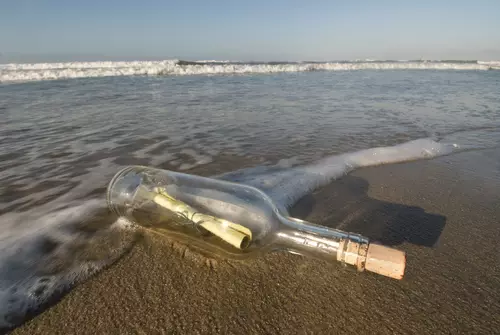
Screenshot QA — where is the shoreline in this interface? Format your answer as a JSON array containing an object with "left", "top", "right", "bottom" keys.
[{"left": 13, "top": 149, "right": 500, "bottom": 334}]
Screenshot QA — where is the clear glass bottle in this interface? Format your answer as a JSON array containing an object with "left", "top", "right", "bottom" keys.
[{"left": 107, "top": 166, "right": 405, "bottom": 279}]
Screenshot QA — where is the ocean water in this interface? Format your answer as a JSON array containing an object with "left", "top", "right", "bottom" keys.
[{"left": 1, "top": 62, "right": 500, "bottom": 329}]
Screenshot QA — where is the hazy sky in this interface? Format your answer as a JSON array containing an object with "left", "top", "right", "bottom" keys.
[{"left": 1, "top": 0, "right": 499, "bottom": 62}]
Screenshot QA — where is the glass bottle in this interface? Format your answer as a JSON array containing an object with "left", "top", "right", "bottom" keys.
[{"left": 107, "top": 166, "right": 405, "bottom": 279}]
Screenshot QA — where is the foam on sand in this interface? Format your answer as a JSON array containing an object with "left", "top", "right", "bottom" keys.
[
  {"left": 0, "top": 200, "right": 135, "bottom": 329},
  {"left": 0, "top": 137, "right": 464, "bottom": 329},
  {"left": 217, "top": 138, "right": 460, "bottom": 212}
]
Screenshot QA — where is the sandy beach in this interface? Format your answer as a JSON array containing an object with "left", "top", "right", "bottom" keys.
[
  {"left": 11, "top": 148, "right": 500, "bottom": 335},
  {"left": 2, "top": 2, "right": 500, "bottom": 333}
]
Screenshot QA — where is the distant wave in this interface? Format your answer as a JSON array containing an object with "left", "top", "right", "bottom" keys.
[{"left": 1, "top": 59, "right": 499, "bottom": 83}]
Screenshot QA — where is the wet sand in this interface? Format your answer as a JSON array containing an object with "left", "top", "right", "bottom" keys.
[{"left": 13, "top": 149, "right": 500, "bottom": 334}]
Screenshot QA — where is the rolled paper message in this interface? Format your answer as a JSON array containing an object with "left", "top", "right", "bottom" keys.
[{"left": 150, "top": 187, "right": 252, "bottom": 249}]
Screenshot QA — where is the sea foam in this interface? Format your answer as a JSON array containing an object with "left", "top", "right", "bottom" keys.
[{"left": 218, "top": 138, "right": 459, "bottom": 212}]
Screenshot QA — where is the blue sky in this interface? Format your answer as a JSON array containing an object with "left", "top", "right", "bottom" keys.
[{"left": 1, "top": 0, "right": 499, "bottom": 62}]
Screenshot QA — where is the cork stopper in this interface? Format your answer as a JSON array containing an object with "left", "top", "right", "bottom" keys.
[{"left": 365, "top": 243, "right": 406, "bottom": 280}]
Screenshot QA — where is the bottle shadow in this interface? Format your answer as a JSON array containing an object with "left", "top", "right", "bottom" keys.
[{"left": 289, "top": 175, "right": 446, "bottom": 247}]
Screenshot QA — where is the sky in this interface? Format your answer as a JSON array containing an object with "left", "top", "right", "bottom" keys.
[{"left": 1, "top": 0, "right": 499, "bottom": 62}]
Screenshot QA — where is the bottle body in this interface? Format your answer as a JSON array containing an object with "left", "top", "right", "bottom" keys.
[
  {"left": 107, "top": 165, "right": 285, "bottom": 259},
  {"left": 107, "top": 166, "right": 405, "bottom": 279}
]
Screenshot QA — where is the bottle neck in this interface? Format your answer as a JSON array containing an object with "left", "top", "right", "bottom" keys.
[{"left": 275, "top": 215, "right": 370, "bottom": 272}]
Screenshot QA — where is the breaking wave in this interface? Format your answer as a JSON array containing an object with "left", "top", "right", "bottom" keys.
[{"left": 1, "top": 59, "right": 499, "bottom": 83}]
